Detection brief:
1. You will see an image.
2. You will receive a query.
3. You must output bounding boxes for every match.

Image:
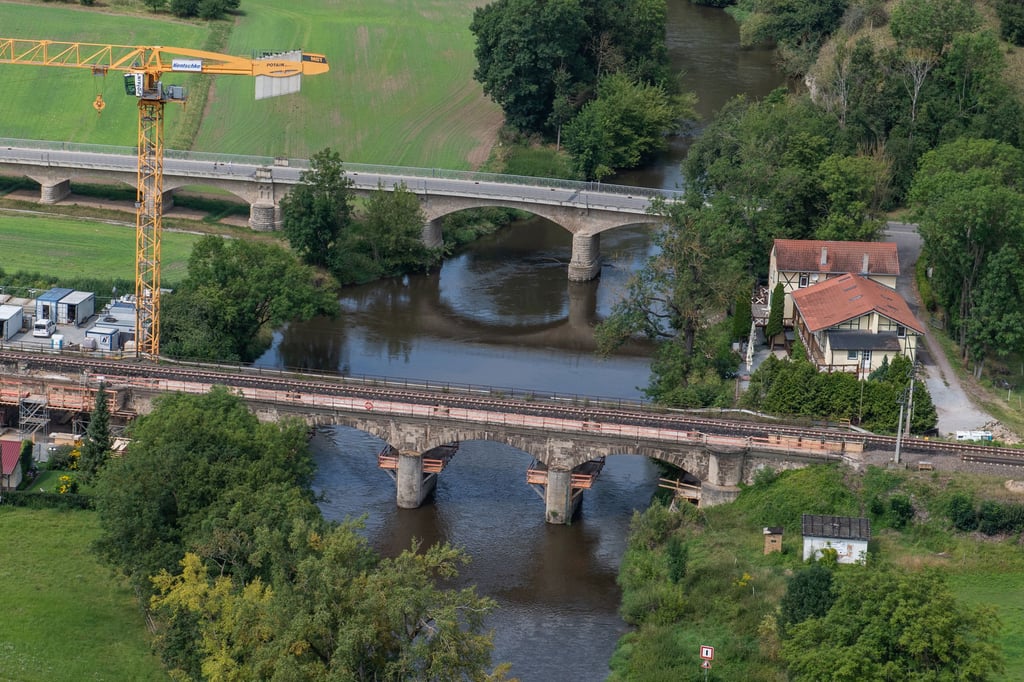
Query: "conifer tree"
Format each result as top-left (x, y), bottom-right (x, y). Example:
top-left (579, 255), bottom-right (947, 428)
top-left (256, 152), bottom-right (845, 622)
top-left (80, 382), bottom-right (111, 480)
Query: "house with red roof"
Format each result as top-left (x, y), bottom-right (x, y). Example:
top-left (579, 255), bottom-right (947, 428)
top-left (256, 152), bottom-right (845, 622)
top-left (765, 239), bottom-right (901, 326)
top-left (1, 439), bottom-right (23, 491)
top-left (791, 273), bottom-right (924, 377)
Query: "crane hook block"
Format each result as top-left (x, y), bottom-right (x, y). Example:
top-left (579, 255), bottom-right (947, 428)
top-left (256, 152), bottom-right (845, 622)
top-left (93, 94), bottom-right (106, 115)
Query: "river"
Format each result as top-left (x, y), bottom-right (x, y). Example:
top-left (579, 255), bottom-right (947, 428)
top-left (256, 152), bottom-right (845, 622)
top-left (254, 3), bottom-right (784, 678)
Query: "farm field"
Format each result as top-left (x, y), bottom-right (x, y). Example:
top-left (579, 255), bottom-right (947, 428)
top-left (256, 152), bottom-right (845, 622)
top-left (0, 507), bottom-right (168, 681)
top-left (0, 0), bottom-right (502, 169)
top-left (0, 211), bottom-right (199, 283)
top-left (0, 3), bottom-right (206, 147)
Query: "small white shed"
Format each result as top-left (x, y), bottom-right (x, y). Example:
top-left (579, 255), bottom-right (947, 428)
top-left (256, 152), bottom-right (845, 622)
top-left (86, 326), bottom-right (121, 351)
top-left (57, 291), bottom-right (96, 326)
top-left (0, 304), bottom-right (23, 341)
top-left (801, 514), bottom-right (870, 564)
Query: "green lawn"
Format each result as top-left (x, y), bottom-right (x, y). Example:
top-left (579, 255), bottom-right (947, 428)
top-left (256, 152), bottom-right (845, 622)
top-left (949, 572), bottom-right (1024, 680)
top-left (195, 0), bottom-right (501, 167)
top-left (0, 3), bottom-right (207, 147)
top-left (0, 212), bottom-right (199, 283)
top-left (0, 507), bottom-right (168, 681)
top-left (0, 0), bottom-right (501, 169)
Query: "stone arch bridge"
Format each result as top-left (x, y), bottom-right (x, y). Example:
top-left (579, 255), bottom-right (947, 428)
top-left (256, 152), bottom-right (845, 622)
top-left (0, 360), bottom-right (864, 524)
top-left (0, 139), bottom-right (675, 281)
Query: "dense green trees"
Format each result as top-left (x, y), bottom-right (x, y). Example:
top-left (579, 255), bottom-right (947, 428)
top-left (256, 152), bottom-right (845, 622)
top-left (471, 0), bottom-right (682, 177)
top-left (684, 92), bottom-right (886, 273)
top-left (470, 0), bottom-right (591, 133)
top-left (94, 389), bottom-right (504, 680)
top-left (997, 0), bottom-right (1024, 45)
top-left (281, 149), bottom-right (441, 284)
top-left (909, 138), bottom-right (1024, 365)
top-left (596, 198), bottom-right (745, 406)
top-left (160, 236), bottom-right (337, 362)
top-left (736, 0), bottom-right (849, 73)
top-left (783, 568), bottom-right (1002, 680)
top-left (281, 148), bottom-right (355, 270)
top-left (742, 354), bottom-right (937, 433)
top-left (564, 72), bottom-right (696, 180)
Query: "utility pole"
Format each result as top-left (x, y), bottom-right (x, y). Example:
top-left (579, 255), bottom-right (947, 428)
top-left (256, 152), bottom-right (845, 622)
top-left (904, 362), bottom-right (917, 436)
top-left (894, 399), bottom-right (905, 465)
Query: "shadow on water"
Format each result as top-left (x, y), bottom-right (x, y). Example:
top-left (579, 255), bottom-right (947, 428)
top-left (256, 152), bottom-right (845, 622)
top-left (280, 4), bottom-right (784, 678)
top-left (313, 428), bottom-right (661, 681)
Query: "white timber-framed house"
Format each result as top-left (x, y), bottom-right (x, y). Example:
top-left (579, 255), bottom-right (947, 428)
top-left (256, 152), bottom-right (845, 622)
top-left (791, 273), bottom-right (924, 377)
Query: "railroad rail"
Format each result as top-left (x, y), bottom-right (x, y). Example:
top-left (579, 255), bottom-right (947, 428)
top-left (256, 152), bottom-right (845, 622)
top-left (2, 349), bottom-right (1022, 465)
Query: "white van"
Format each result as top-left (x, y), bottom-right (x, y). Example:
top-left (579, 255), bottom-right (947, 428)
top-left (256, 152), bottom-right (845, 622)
top-left (33, 318), bottom-right (56, 338)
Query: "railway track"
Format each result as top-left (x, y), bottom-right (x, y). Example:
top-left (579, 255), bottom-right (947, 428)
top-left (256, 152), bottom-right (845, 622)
top-left (3, 349), bottom-right (1023, 465)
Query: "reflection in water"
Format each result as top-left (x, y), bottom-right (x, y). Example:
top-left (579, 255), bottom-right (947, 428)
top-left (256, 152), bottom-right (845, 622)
top-left (256, 219), bottom-right (657, 398)
top-left (313, 429), bottom-right (660, 682)
top-left (266, 4), bottom-right (783, 678)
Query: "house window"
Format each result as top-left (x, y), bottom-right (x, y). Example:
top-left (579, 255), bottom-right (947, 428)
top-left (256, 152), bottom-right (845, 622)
top-left (799, 274), bottom-right (809, 288)
top-left (847, 350), bottom-right (858, 361)
top-left (897, 325), bottom-right (906, 338)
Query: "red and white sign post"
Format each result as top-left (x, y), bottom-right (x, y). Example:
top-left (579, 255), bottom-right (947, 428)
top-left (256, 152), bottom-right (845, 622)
top-left (700, 645), bottom-right (714, 677)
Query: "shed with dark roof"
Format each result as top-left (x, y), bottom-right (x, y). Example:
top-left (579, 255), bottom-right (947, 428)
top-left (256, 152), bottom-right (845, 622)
top-left (801, 514), bottom-right (870, 564)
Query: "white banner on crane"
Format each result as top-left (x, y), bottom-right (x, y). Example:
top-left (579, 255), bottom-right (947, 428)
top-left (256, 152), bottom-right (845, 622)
top-left (255, 50), bottom-right (302, 100)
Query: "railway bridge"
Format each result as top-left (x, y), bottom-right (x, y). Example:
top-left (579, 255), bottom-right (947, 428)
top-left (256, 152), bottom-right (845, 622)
top-left (0, 139), bottom-right (673, 281)
top-left (3, 351), bottom-right (1016, 523)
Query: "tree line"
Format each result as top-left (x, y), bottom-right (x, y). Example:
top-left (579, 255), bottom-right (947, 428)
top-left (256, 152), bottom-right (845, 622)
top-left (471, 0), bottom-right (696, 180)
top-left (84, 387), bottom-right (509, 681)
top-left (595, 0), bottom-right (1024, 413)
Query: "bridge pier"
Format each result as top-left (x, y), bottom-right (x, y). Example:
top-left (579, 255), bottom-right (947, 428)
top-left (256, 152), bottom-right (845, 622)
top-left (422, 219), bottom-right (443, 250)
top-left (40, 179), bottom-right (71, 204)
top-left (396, 450), bottom-right (437, 508)
top-left (162, 189), bottom-right (175, 210)
top-left (702, 451), bottom-right (743, 507)
top-left (544, 468), bottom-right (581, 524)
top-left (249, 203), bottom-right (280, 232)
top-left (568, 232), bottom-right (601, 281)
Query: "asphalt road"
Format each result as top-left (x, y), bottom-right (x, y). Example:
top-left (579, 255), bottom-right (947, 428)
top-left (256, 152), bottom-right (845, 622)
top-left (0, 142), bottom-right (673, 215)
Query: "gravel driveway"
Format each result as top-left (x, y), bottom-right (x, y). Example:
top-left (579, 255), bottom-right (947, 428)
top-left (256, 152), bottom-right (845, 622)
top-left (884, 222), bottom-right (995, 437)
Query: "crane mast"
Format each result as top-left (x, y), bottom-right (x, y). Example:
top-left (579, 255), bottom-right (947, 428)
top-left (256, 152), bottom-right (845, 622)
top-left (0, 39), bottom-right (329, 358)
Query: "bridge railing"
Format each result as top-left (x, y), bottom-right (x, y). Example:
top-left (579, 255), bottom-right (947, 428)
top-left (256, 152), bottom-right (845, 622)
top-left (0, 137), bottom-right (683, 200)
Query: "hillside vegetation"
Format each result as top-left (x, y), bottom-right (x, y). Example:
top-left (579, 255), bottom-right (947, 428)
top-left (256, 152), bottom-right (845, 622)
top-left (0, 0), bottom-right (501, 168)
top-left (610, 465), bottom-right (1024, 680)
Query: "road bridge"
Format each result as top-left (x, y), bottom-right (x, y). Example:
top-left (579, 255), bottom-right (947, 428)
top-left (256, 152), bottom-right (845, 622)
top-left (5, 350), bottom-right (1017, 523)
top-left (0, 138), bottom-right (676, 281)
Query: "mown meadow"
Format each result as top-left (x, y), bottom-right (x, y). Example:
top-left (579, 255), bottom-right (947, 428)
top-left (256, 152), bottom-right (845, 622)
top-left (0, 507), bottom-right (168, 681)
top-left (0, 0), bottom-right (501, 169)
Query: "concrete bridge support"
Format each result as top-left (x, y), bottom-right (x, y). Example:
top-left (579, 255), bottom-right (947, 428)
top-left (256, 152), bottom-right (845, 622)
top-left (40, 179), bottom-right (71, 204)
top-left (396, 450), bottom-right (437, 508)
top-left (249, 203), bottom-right (280, 232)
top-left (544, 468), bottom-right (582, 524)
top-left (422, 218), bottom-right (443, 250)
top-left (702, 451), bottom-right (743, 506)
top-left (568, 232), bottom-right (601, 281)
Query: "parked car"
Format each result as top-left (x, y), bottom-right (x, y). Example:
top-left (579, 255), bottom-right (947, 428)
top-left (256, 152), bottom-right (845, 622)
top-left (32, 318), bottom-right (55, 337)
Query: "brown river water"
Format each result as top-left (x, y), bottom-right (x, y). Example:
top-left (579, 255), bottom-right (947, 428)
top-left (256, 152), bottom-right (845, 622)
top-left (253, 3), bottom-right (784, 678)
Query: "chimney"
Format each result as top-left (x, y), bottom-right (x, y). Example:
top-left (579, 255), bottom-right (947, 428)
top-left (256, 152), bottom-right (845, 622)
top-left (861, 252), bottom-right (869, 273)
top-left (820, 246), bottom-right (828, 267)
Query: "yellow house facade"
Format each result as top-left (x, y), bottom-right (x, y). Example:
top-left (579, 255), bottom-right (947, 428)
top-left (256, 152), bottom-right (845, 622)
top-left (791, 273), bottom-right (924, 378)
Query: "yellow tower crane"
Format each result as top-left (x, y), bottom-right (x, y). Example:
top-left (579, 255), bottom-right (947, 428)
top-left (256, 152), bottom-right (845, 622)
top-left (0, 39), bottom-right (329, 358)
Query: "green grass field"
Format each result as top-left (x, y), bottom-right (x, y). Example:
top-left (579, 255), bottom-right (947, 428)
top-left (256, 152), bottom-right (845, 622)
top-left (0, 211), bottom-right (199, 283)
top-left (0, 3), bottom-right (208, 147)
top-left (0, 507), bottom-right (168, 681)
top-left (949, 572), bottom-right (1024, 680)
top-left (0, 0), bottom-right (501, 169)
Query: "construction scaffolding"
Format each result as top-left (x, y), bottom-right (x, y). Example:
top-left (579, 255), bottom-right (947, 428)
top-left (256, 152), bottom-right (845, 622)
top-left (18, 394), bottom-right (49, 441)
